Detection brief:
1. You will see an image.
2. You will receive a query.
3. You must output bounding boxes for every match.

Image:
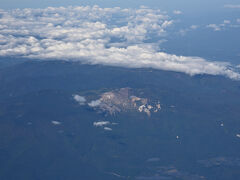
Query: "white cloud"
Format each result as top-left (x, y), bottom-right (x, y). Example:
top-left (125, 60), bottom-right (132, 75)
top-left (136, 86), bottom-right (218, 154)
top-left (223, 20), bottom-right (231, 24)
top-left (73, 94), bottom-right (86, 105)
top-left (93, 121), bottom-right (110, 127)
top-left (190, 25), bottom-right (198, 30)
top-left (224, 4), bottom-right (240, 9)
top-left (178, 29), bottom-right (189, 36)
top-left (104, 127), bottom-right (112, 131)
top-left (206, 20), bottom-right (240, 31)
top-left (0, 6), bottom-right (239, 80)
top-left (51, 121), bottom-right (61, 125)
top-left (88, 100), bottom-right (101, 107)
top-left (178, 25), bottom-right (199, 36)
top-left (173, 10), bottom-right (182, 15)
top-left (206, 24), bottom-right (221, 31)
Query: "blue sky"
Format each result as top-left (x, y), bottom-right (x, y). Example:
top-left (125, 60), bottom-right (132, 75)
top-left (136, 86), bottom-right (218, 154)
top-left (0, 0), bottom-right (239, 12)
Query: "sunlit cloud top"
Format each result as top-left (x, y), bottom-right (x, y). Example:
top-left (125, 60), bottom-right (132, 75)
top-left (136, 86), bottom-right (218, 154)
top-left (0, 6), bottom-right (239, 79)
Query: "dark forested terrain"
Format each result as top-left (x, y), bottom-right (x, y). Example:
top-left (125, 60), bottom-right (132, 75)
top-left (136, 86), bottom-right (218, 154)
top-left (0, 58), bottom-right (240, 180)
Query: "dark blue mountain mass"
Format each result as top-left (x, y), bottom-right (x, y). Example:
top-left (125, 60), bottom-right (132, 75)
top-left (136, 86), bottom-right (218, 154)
top-left (0, 58), bottom-right (240, 179)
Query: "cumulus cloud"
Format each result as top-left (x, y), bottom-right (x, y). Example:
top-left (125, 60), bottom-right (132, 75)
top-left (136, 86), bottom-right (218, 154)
top-left (224, 4), bottom-right (240, 9)
top-left (88, 100), bottom-right (101, 107)
top-left (73, 94), bottom-right (86, 105)
top-left (0, 6), bottom-right (239, 79)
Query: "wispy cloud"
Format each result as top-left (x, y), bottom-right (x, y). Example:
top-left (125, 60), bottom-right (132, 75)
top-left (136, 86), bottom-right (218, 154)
top-left (0, 6), bottom-right (239, 79)
top-left (190, 25), bottom-right (198, 30)
top-left (206, 24), bottom-right (222, 31)
top-left (104, 127), bottom-right (112, 131)
top-left (223, 20), bottom-right (231, 24)
top-left (93, 121), bottom-right (110, 127)
top-left (51, 121), bottom-right (61, 125)
top-left (173, 10), bottom-right (182, 15)
top-left (206, 19), bottom-right (240, 32)
top-left (224, 4), bottom-right (240, 9)
top-left (178, 25), bottom-right (199, 36)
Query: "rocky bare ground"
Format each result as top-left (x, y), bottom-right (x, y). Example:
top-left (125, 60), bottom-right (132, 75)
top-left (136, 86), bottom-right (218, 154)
top-left (74, 87), bottom-right (161, 116)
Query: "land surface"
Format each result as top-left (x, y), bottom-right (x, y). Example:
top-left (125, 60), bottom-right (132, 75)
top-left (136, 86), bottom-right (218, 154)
top-left (0, 59), bottom-right (240, 180)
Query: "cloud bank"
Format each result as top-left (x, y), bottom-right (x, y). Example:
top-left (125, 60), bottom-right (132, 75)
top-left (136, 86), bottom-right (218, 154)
top-left (0, 6), bottom-right (239, 79)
